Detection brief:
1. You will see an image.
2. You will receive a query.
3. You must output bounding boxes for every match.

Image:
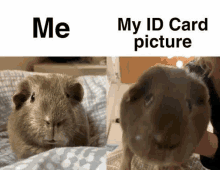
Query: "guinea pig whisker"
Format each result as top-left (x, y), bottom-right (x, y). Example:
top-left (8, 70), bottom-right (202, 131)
top-left (72, 129), bottom-right (85, 136)
top-left (88, 134), bottom-right (100, 146)
top-left (75, 124), bottom-right (88, 127)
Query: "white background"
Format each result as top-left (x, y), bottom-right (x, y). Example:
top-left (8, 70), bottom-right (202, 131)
top-left (0, 0), bottom-right (219, 56)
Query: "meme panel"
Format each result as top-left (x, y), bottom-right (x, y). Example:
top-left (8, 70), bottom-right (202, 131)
top-left (0, 57), bottom-right (107, 170)
top-left (107, 57), bottom-right (217, 170)
top-left (0, 56), bottom-right (218, 170)
top-left (0, 1), bottom-right (219, 170)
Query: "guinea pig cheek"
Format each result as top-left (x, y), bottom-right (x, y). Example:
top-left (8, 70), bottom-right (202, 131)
top-left (26, 103), bottom-right (46, 145)
top-left (127, 114), bottom-right (153, 157)
top-left (54, 126), bottom-right (69, 146)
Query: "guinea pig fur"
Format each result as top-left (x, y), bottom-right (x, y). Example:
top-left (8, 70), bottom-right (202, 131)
top-left (7, 74), bottom-right (91, 159)
top-left (119, 65), bottom-right (210, 170)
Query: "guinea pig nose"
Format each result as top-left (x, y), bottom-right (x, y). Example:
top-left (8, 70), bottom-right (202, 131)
top-left (48, 139), bottom-right (56, 143)
top-left (135, 135), bottom-right (142, 141)
top-left (153, 133), bottom-right (180, 150)
top-left (153, 133), bottom-right (163, 143)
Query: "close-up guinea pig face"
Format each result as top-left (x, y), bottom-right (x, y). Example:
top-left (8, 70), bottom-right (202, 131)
top-left (12, 74), bottom-right (84, 147)
top-left (120, 65), bottom-right (210, 165)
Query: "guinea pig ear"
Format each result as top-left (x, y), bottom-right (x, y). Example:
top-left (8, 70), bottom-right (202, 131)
top-left (126, 70), bottom-right (153, 102)
top-left (66, 82), bottom-right (84, 103)
top-left (13, 80), bottom-right (31, 110)
top-left (188, 80), bottom-right (210, 142)
top-left (188, 80), bottom-right (209, 106)
top-left (126, 83), bottom-right (145, 102)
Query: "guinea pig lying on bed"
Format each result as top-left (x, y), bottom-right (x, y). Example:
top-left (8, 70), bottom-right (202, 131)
top-left (120, 65), bottom-right (211, 170)
top-left (7, 74), bottom-right (96, 159)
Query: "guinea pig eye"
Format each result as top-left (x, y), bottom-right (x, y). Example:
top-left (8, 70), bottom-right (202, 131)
top-left (197, 97), bottom-right (205, 106)
top-left (45, 120), bottom-right (50, 125)
top-left (145, 94), bottom-right (153, 106)
top-left (57, 119), bottom-right (65, 127)
top-left (30, 92), bottom-right (35, 103)
top-left (186, 99), bottom-right (192, 111)
top-left (66, 92), bottom-right (70, 98)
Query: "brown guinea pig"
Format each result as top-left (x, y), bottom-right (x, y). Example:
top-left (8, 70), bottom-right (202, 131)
top-left (7, 74), bottom-right (90, 159)
top-left (119, 65), bottom-right (211, 170)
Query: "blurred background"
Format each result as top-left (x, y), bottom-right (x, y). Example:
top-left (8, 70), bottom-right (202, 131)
top-left (119, 56), bottom-right (194, 83)
top-left (0, 57), bottom-right (107, 76)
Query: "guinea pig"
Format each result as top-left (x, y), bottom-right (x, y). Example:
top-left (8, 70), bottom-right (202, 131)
top-left (7, 74), bottom-right (91, 159)
top-left (119, 65), bottom-right (210, 170)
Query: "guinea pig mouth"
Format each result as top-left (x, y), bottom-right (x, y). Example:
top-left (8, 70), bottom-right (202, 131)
top-left (146, 157), bottom-right (182, 168)
top-left (44, 140), bottom-right (58, 145)
top-left (139, 148), bottom-right (184, 167)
